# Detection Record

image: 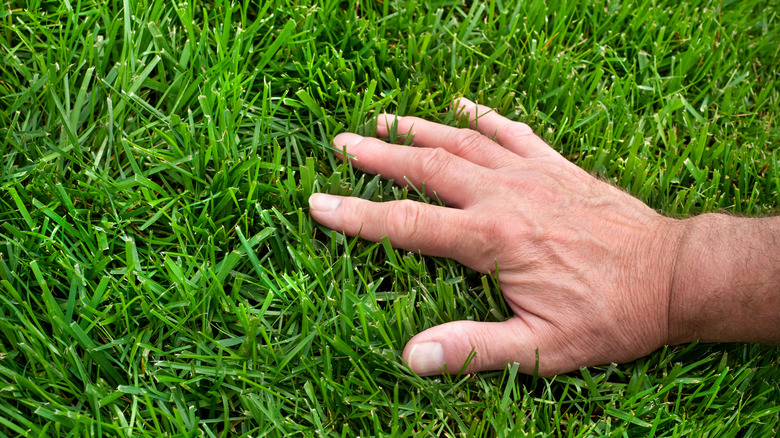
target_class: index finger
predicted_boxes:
[333,133,489,208]
[376,114,518,169]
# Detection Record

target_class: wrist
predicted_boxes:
[667,213,780,345]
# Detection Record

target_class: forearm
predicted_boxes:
[669,213,780,345]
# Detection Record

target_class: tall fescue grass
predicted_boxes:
[0,0,777,436]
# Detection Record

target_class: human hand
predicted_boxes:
[309,99,686,376]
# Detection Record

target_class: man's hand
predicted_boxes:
[308,99,778,376]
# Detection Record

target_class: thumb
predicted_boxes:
[402,317,542,376]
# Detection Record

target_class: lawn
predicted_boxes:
[1,0,779,436]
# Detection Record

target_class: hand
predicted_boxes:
[309,99,686,376]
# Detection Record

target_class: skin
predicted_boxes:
[309,98,780,377]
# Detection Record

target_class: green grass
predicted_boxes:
[1,0,778,436]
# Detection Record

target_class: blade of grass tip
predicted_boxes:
[531,348,540,390]
[500,362,520,411]
[122,0,135,70]
[295,88,325,119]
[235,226,277,320]
[111,55,161,117]
[70,66,95,130]
[7,187,34,230]
[274,330,318,375]
[604,406,653,428]
[257,19,296,72]
[64,276,79,326]
[28,260,64,324]
[300,156,316,201]
[360,174,382,200]
[49,83,81,155]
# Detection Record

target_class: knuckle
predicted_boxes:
[476,216,508,251]
[414,147,452,181]
[513,179,543,199]
[386,199,425,243]
[450,128,486,154]
[462,323,496,372]
[346,198,374,234]
[457,214,505,267]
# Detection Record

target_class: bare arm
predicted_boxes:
[309,99,780,376]
[670,214,780,345]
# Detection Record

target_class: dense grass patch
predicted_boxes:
[1,0,778,436]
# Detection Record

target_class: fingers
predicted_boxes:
[332,132,487,208]
[375,113,518,169]
[309,193,495,271]
[454,98,561,160]
[402,317,552,376]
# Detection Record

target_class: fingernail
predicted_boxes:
[333,133,363,150]
[308,193,341,213]
[407,342,444,375]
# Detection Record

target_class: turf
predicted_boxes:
[1,0,778,436]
